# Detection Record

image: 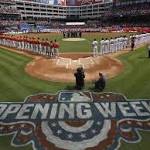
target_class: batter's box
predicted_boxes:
[56,58,71,67]
[79,57,95,66]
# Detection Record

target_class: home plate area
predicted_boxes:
[56,57,95,69]
[26,53,124,82]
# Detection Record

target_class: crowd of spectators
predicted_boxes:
[0,0,13,3]
[0,7,19,14]
[0,19,150,33]
[113,3,150,17]
[0,1,149,33]
[0,20,20,26]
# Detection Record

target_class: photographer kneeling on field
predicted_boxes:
[94,73,106,91]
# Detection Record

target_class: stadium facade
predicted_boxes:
[14,0,113,21]
[1,0,149,20]
[0,0,150,32]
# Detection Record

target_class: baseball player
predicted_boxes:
[100,38,105,55]
[53,39,60,58]
[92,39,98,57]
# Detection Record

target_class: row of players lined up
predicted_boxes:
[92,33,150,57]
[63,31,82,38]
[0,35,60,58]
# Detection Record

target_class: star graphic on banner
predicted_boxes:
[57,130,62,135]
[96,121,101,126]
[62,97,66,101]
[80,133,86,138]
[51,123,57,127]
[91,129,96,134]
[67,134,73,139]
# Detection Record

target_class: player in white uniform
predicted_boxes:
[113,37,117,53]
[124,36,128,50]
[118,36,122,51]
[105,38,110,53]
[110,37,115,53]
[100,38,105,55]
[92,39,98,57]
[102,38,108,54]
[115,37,120,52]
[120,36,124,50]
[134,34,140,48]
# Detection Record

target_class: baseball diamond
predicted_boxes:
[0,0,150,150]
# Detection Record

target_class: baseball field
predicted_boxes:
[0,32,150,150]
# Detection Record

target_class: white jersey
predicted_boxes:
[110,39,115,53]
[105,39,110,53]
[100,40,105,54]
[92,40,98,57]
[92,40,98,49]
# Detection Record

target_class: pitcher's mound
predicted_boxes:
[62,38,86,42]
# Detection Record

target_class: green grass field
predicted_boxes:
[0,32,150,150]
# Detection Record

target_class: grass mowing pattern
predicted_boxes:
[0,46,150,150]
[0,48,70,101]
[106,46,150,99]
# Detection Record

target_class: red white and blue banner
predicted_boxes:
[0,91,150,150]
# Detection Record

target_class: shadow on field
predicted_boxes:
[138,56,150,59]
[64,85,103,93]
[65,85,76,90]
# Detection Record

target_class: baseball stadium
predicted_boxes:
[0,0,150,150]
